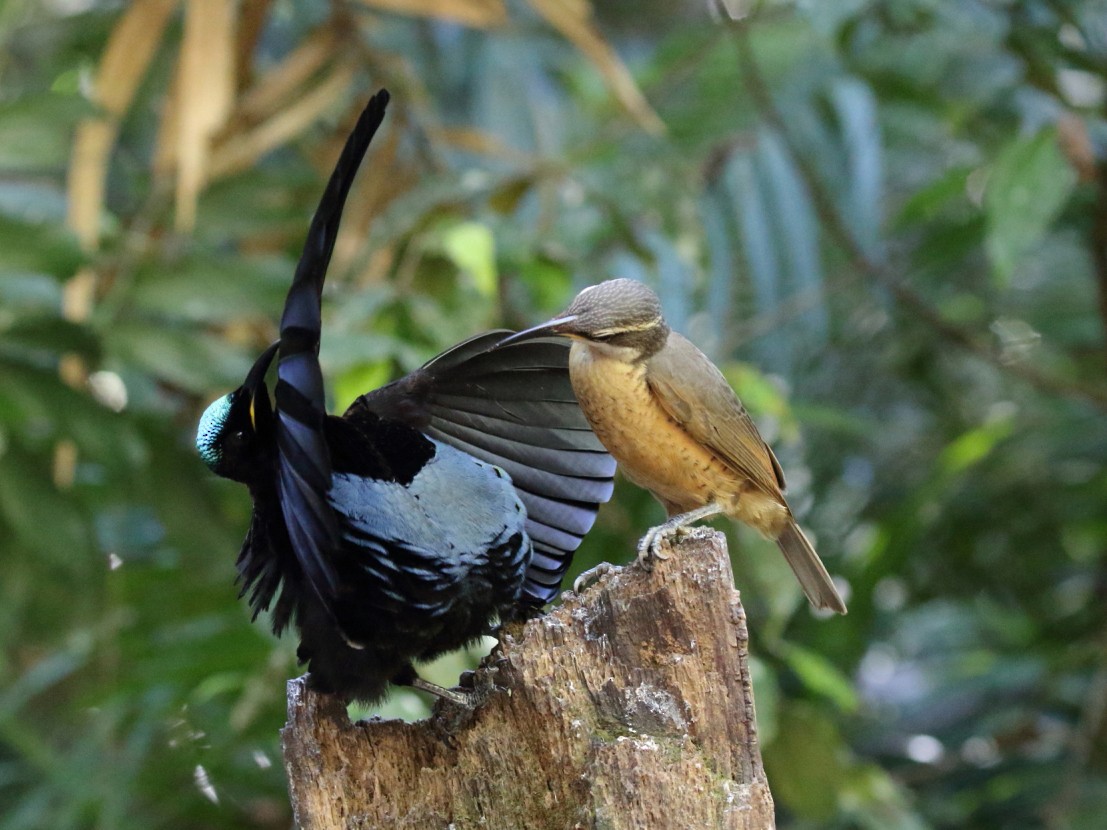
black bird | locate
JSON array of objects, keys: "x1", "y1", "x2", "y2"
[{"x1": 196, "y1": 90, "x2": 614, "y2": 704}]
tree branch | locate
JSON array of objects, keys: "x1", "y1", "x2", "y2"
[{"x1": 281, "y1": 530, "x2": 775, "y2": 829}]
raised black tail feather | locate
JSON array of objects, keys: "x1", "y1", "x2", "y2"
[
  {"x1": 255, "y1": 94, "x2": 612, "y2": 608},
  {"x1": 273, "y1": 90, "x2": 391, "y2": 604}
]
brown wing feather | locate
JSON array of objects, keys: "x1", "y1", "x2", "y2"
[{"x1": 645, "y1": 332, "x2": 786, "y2": 499}]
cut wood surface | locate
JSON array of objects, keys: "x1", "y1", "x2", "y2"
[{"x1": 282, "y1": 529, "x2": 775, "y2": 829}]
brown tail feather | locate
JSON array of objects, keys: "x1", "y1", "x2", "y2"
[{"x1": 775, "y1": 521, "x2": 847, "y2": 614}]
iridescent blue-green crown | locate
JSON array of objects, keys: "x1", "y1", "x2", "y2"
[{"x1": 196, "y1": 395, "x2": 232, "y2": 470}]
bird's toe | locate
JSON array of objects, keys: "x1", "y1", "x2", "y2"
[
  {"x1": 638, "y1": 525, "x2": 675, "y2": 562},
  {"x1": 572, "y1": 562, "x2": 618, "y2": 594}
]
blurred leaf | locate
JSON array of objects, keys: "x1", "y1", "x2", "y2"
[
  {"x1": 527, "y1": 0, "x2": 664, "y2": 134},
  {"x1": 830, "y1": 77, "x2": 882, "y2": 256},
  {"x1": 781, "y1": 643, "x2": 859, "y2": 712},
  {"x1": 728, "y1": 151, "x2": 784, "y2": 368},
  {"x1": 127, "y1": 255, "x2": 288, "y2": 325},
  {"x1": 441, "y1": 220, "x2": 498, "y2": 298},
  {"x1": 0, "y1": 216, "x2": 83, "y2": 279},
  {"x1": 757, "y1": 127, "x2": 827, "y2": 340},
  {"x1": 894, "y1": 167, "x2": 970, "y2": 229},
  {"x1": 722, "y1": 362, "x2": 798, "y2": 440},
  {"x1": 105, "y1": 324, "x2": 250, "y2": 393},
  {"x1": 0, "y1": 95, "x2": 91, "y2": 172},
  {"x1": 700, "y1": 190, "x2": 737, "y2": 358},
  {"x1": 331, "y1": 360, "x2": 393, "y2": 413},
  {"x1": 840, "y1": 764, "x2": 931, "y2": 830},
  {"x1": 939, "y1": 416, "x2": 1014, "y2": 478},
  {"x1": 0, "y1": 273, "x2": 63, "y2": 311},
  {"x1": 764, "y1": 702, "x2": 848, "y2": 820},
  {"x1": 0, "y1": 447, "x2": 92, "y2": 565},
  {"x1": 488, "y1": 174, "x2": 534, "y2": 214},
  {"x1": 985, "y1": 128, "x2": 1077, "y2": 285},
  {"x1": 0, "y1": 317, "x2": 100, "y2": 366}
]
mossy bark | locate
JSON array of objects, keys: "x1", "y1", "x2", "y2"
[{"x1": 281, "y1": 529, "x2": 775, "y2": 829}]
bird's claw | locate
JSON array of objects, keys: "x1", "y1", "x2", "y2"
[
  {"x1": 637, "y1": 523, "x2": 692, "y2": 563},
  {"x1": 572, "y1": 562, "x2": 618, "y2": 594}
]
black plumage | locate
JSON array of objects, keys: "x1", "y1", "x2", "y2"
[{"x1": 196, "y1": 90, "x2": 614, "y2": 704}]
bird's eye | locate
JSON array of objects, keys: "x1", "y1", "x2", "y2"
[{"x1": 225, "y1": 430, "x2": 248, "y2": 451}]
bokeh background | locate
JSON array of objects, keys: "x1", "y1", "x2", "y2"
[{"x1": 3, "y1": 0, "x2": 1106, "y2": 827}]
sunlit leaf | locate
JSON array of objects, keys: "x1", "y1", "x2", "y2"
[
  {"x1": 441, "y1": 220, "x2": 498, "y2": 298},
  {"x1": 938, "y1": 416, "x2": 1014, "y2": 477},
  {"x1": 332, "y1": 360, "x2": 393, "y2": 413}
]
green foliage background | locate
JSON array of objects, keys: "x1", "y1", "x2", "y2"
[{"x1": 2, "y1": 0, "x2": 1106, "y2": 827}]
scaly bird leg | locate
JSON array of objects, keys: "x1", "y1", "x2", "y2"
[{"x1": 637, "y1": 502, "x2": 725, "y2": 562}]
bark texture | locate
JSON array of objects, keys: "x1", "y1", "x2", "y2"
[{"x1": 281, "y1": 529, "x2": 775, "y2": 829}]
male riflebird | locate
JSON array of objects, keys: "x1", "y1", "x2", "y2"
[
  {"x1": 499, "y1": 278, "x2": 846, "y2": 614},
  {"x1": 196, "y1": 91, "x2": 615, "y2": 705}
]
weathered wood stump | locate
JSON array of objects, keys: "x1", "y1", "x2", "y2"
[{"x1": 281, "y1": 529, "x2": 775, "y2": 829}]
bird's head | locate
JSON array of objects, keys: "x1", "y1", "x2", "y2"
[
  {"x1": 196, "y1": 341, "x2": 279, "y2": 482},
  {"x1": 500, "y1": 279, "x2": 670, "y2": 361}
]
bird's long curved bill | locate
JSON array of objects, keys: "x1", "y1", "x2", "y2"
[
  {"x1": 495, "y1": 316, "x2": 579, "y2": 348},
  {"x1": 245, "y1": 341, "x2": 280, "y2": 392}
]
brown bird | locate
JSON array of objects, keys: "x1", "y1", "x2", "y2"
[{"x1": 499, "y1": 278, "x2": 847, "y2": 614}]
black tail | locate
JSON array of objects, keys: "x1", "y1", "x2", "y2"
[
  {"x1": 275, "y1": 90, "x2": 391, "y2": 602},
  {"x1": 348, "y1": 330, "x2": 616, "y2": 606}
]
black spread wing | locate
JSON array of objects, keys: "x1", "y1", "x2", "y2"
[
  {"x1": 274, "y1": 90, "x2": 390, "y2": 603},
  {"x1": 351, "y1": 330, "x2": 616, "y2": 606}
]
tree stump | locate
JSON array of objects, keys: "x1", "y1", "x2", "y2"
[{"x1": 281, "y1": 529, "x2": 775, "y2": 829}]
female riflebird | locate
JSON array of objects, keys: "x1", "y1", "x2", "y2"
[{"x1": 499, "y1": 279, "x2": 846, "y2": 614}]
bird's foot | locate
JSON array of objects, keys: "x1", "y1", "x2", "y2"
[
  {"x1": 637, "y1": 503, "x2": 726, "y2": 565},
  {"x1": 572, "y1": 562, "x2": 619, "y2": 594},
  {"x1": 636, "y1": 523, "x2": 688, "y2": 563}
]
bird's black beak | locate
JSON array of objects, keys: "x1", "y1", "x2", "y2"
[
  {"x1": 242, "y1": 340, "x2": 280, "y2": 423},
  {"x1": 495, "y1": 315, "x2": 580, "y2": 348}
]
